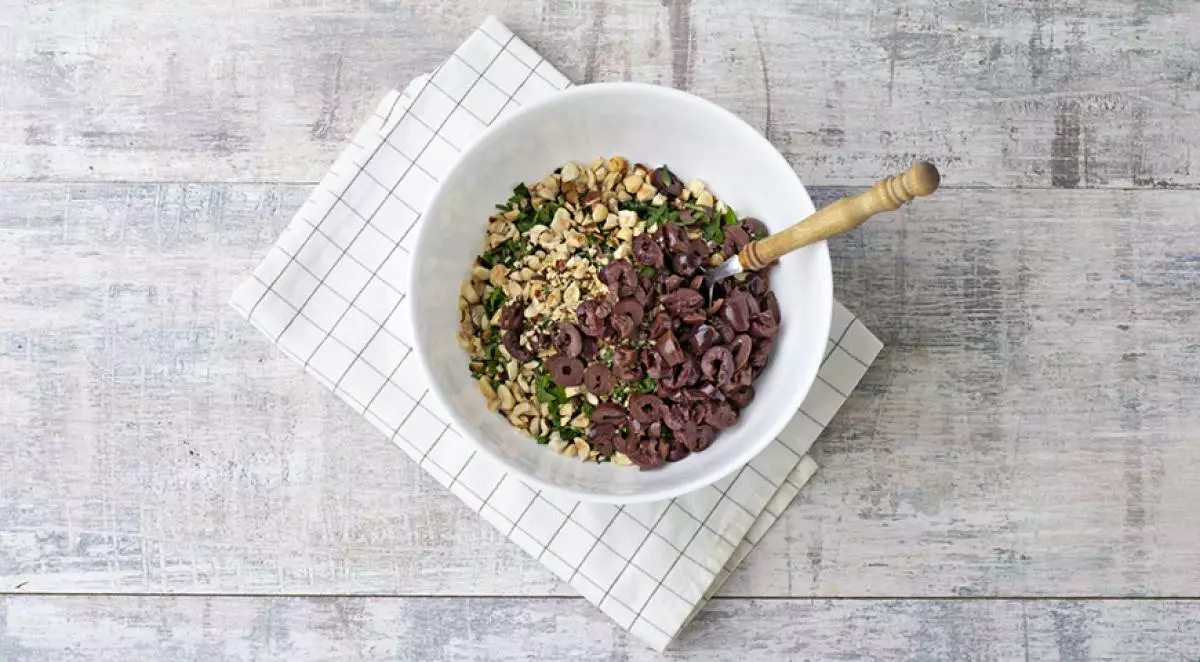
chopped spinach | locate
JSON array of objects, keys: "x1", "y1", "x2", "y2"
[
  {"x1": 645, "y1": 204, "x2": 670, "y2": 227},
  {"x1": 482, "y1": 286, "x2": 507, "y2": 318},
  {"x1": 559, "y1": 428, "x2": 582, "y2": 442},
  {"x1": 635, "y1": 376, "x2": 657, "y2": 393},
  {"x1": 610, "y1": 382, "x2": 632, "y2": 402},
  {"x1": 618, "y1": 200, "x2": 654, "y2": 216},
  {"x1": 516, "y1": 202, "x2": 556, "y2": 233},
  {"x1": 701, "y1": 214, "x2": 724, "y2": 245},
  {"x1": 536, "y1": 373, "x2": 568, "y2": 406},
  {"x1": 480, "y1": 238, "x2": 527, "y2": 268},
  {"x1": 509, "y1": 183, "x2": 530, "y2": 208}
]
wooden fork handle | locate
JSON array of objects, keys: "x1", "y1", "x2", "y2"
[{"x1": 738, "y1": 162, "x2": 940, "y2": 270}]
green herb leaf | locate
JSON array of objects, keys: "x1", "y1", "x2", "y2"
[
  {"x1": 619, "y1": 201, "x2": 654, "y2": 217},
  {"x1": 636, "y1": 377, "x2": 657, "y2": 393},
  {"x1": 482, "y1": 286, "x2": 508, "y2": 318},
  {"x1": 508, "y1": 182, "x2": 530, "y2": 208},
  {"x1": 482, "y1": 238, "x2": 528, "y2": 268},
  {"x1": 646, "y1": 204, "x2": 670, "y2": 227},
  {"x1": 638, "y1": 266, "x2": 656, "y2": 278},
  {"x1": 514, "y1": 212, "x2": 536, "y2": 233},
  {"x1": 610, "y1": 382, "x2": 632, "y2": 402},
  {"x1": 536, "y1": 373, "x2": 568, "y2": 406},
  {"x1": 701, "y1": 214, "x2": 724, "y2": 245},
  {"x1": 559, "y1": 428, "x2": 582, "y2": 442},
  {"x1": 722, "y1": 208, "x2": 738, "y2": 227}
]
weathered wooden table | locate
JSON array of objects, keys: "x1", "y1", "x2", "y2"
[{"x1": 3, "y1": 2, "x2": 1199, "y2": 659}]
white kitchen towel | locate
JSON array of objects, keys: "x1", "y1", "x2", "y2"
[{"x1": 230, "y1": 16, "x2": 882, "y2": 651}]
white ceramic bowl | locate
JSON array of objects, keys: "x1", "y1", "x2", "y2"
[{"x1": 410, "y1": 83, "x2": 831, "y2": 504}]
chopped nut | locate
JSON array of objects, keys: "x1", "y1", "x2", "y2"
[
  {"x1": 686, "y1": 178, "x2": 707, "y2": 196},
  {"x1": 602, "y1": 171, "x2": 620, "y2": 192},
  {"x1": 497, "y1": 384, "x2": 516, "y2": 412},
  {"x1": 591, "y1": 203, "x2": 609, "y2": 223},
  {"x1": 488, "y1": 264, "x2": 510, "y2": 287},
  {"x1": 460, "y1": 281, "x2": 480, "y2": 304},
  {"x1": 616, "y1": 227, "x2": 634, "y2": 243},
  {"x1": 563, "y1": 443, "x2": 578, "y2": 457},
  {"x1": 570, "y1": 412, "x2": 589, "y2": 428},
  {"x1": 697, "y1": 190, "x2": 714, "y2": 207},
  {"x1": 470, "y1": 265, "x2": 490, "y2": 281},
  {"x1": 710, "y1": 252, "x2": 726, "y2": 266},
  {"x1": 622, "y1": 173, "x2": 644, "y2": 194},
  {"x1": 573, "y1": 439, "x2": 590, "y2": 459},
  {"x1": 612, "y1": 452, "x2": 633, "y2": 466},
  {"x1": 560, "y1": 161, "x2": 581, "y2": 183},
  {"x1": 563, "y1": 282, "x2": 581, "y2": 306},
  {"x1": 617, "y1": 209, "x2": 638, "y2": 228},
  {"x1": 636, "y1": 182, "x2": 656, "y2": 202},
  {"x1": 588, "y1": 157, "x2": 605, "y2": 172},
  {"x1": 551, "y1": 207, "x2": 572, "y2": 234},
  {"x1": 613, "y1": 243, "x2": 632, "y2": 260},
  {"x1": 549, "y1": 434, "x2": 568, "y2": 454},
  {"x1": 512, "y1": 402, "x2": 536, "y2": 418},
  {"x1": 565, "y1": 230, "x2": 587, "y2": 249},
  {"x1": 651, "y1": 193, "x2": 666, "y2": 206},
  {"x1": 479, "y1": 377, "x2": 496, "y2": 400},
  {"x1": 508, "y1": 411, "x2": 528, "y2": 429},
  {"x1": 607, "y1": 156, "x2": 627, "y2": 174},
  {"x1": 505, "y1": 280, "x2": 524, "y2": 298}
]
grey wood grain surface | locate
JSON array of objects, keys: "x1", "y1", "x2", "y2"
[
  {"x1": 2, "y1": 1, "x2": 1198, "y2": 187},
  {"x1": 3, "y1": 0, "x2": 1200, "y2": 659},
  {"x1": 5, "y1": 596, "x2": 1200, "y2": 661}
]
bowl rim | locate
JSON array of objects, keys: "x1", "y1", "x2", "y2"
[{"x1": 410, "y1": 81, "x2": 832, "y2": 504}]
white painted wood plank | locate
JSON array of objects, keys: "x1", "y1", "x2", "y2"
[
  {"x1": 1, "y1": 1, "x2": 1197, "y2": 186},
  {"x1": 2, "y1": 183, "x2": 1199, "y2": 597},
  {"x1": 4, "y1": 595, "x2": 1200, "y2": 660}
]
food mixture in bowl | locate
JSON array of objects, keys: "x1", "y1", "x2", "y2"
[{"x1": 457, "y1": 157, "x2": 780, "y2": 469}]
